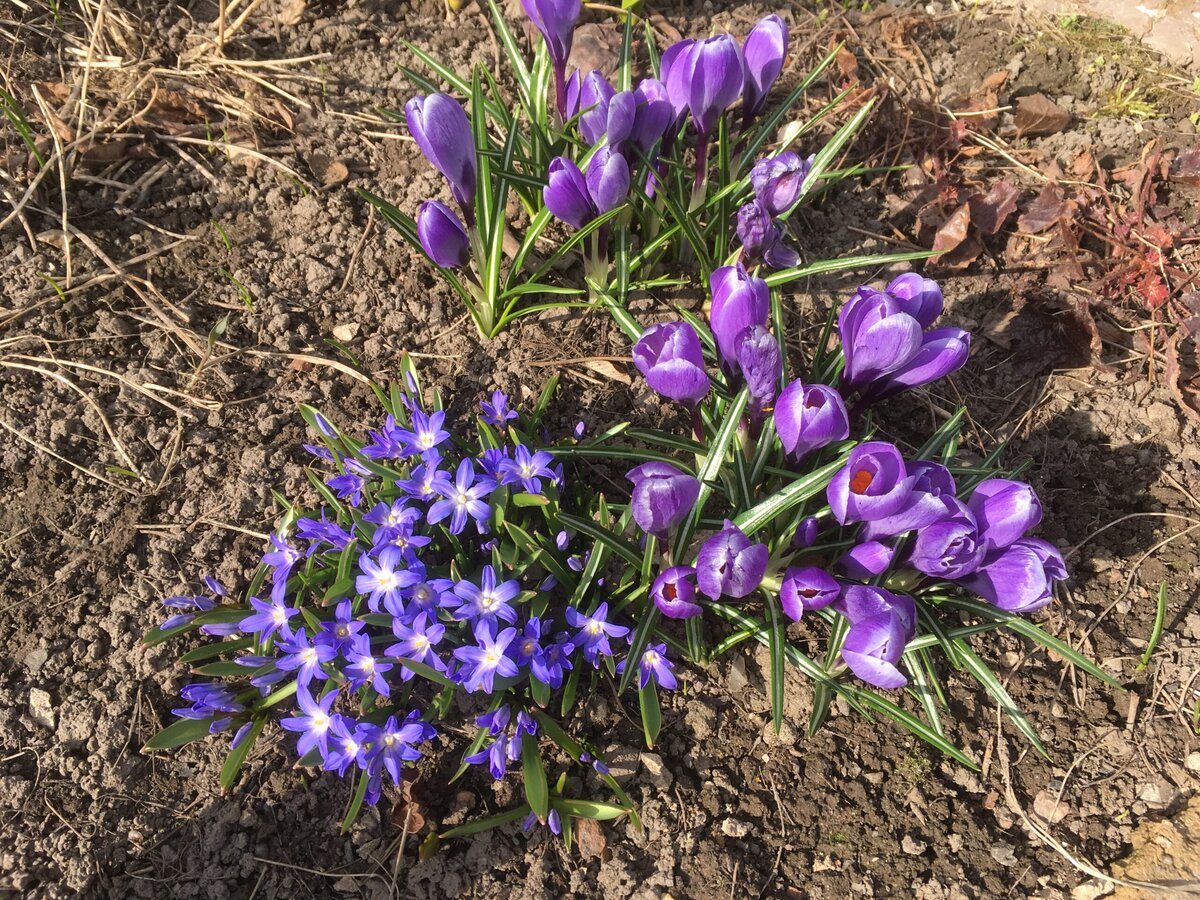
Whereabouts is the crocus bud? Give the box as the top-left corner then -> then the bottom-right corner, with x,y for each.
405,93 -> 477,218
416,200 -> 470,268
585,144 -> 630,214
734,326 -> 781,412
773,380 -> 850,461
792,516 -> 819,548
864,328 -> 971,402
664,35 -> 746,138
564,69 -> 582,119
627,461 -> 701,537
659,39 -> 697,125
861,461 -> 957,540
632,322 -> 711,406
605,91 -> 637,149
709,263 -> 769,372
544,156 -> 593,228
741,15 -> 788,124
959,538 -> 1066,614
736,199 -> 779,260
763,236 -> 799,270
780,566 -> 840,621
750,151 -> 812,217
837,286 -> 925,390
522,0 -> 582,116
651,566 -> 702,619
696,520 -> 769,600
966,479 -> 1042,552
827,441 -> 914,525
836,540 -> 897,581
886,273 -> 943,328
907,498 -> 985,579
837,585 -> 916,690
631,78 -> 673,153
578,70 -> 616,144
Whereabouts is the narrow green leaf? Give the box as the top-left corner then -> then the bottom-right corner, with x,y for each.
340,768 -> 370,832
764,249 -> 935,288
219,716 -> 265,791
521,732 -> 550,821
440,804 -> 531,839
764,592 -> 786,735
639,679 -> 662,748
902,649 -> 946,738
733,452 -> 849,536
1137,581 -> 1168,672
619,604 -> 661,694
551,798 -> 630,821
956,642 -> 1048,757
142,716 -> 215,752
556,512 -> 643,567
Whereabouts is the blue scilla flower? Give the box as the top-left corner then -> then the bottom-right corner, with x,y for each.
385,613 -> 446,682
427,458 -> 492,535
343,634 -> 394,697
361,414 -> 407,460
275,627 -> 334,686
499,444 -> 556,494
239,595 -> 298,642
453,622 -> 519,693
480,390 -> 518,427
280,686 -> 336,758
397,409 -> 451,457
172,683 -> 243,721
451,565 -> 519,626
397,460 -> 452,502
565,602 -> 629,665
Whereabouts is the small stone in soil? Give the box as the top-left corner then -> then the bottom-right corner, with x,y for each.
727,656 -> 749,692
990,843 -> 1019,866
1185,752 -> 1200,773
28,689 -> 55,730
901,834 -> 927,855
721,818 -> 751,838
1033,789 -> 1069,823
761,720 -> 797,747
639,752 -> 672,790
602,744 -> 640,785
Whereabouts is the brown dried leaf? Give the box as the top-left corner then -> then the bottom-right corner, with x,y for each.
836,46 -> 859,81
932,203 -> 971,256
278,0 -> 306,26
1014,93 -> 1071,137
575,817 -> 607,860
1018,182 -> 1067,234
568,23 -> 620,78
969,180 -> 1019,235
309,152 -> 349,187
979,69 -> 1009,93
1165,332 -> 1200,424
1169,146 -> 1200,187
581,358 -> 631,384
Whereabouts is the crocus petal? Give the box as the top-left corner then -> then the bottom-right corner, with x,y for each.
734,326 -> 782,411
836,540 -> 897,580
773,380 -> 849,461
578,70 -> 616,144
416,200 -> 469,268
405,93 -> 477,213
838,288 -> 926,389
696,520 -> 768,600
627,462 -> 701,535
710,263 -> 769,371
632,322 -> 711,405
652,566 -> 703,619
544,156 -> 594,228
827,441 -> 914,524
779,566 -> 840,621
886,272 -> 943,328
741,15 -> 788,121
521,0 -> 581,69
867,328 -> 970,401
585,145 -> 630,214
685,34 -> 746,137
750,151 -> 812,216
966,479 -> 1043,552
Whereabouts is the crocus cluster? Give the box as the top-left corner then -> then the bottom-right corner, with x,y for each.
626,269 -> 1065,691
158,383 -> 677,810
736,152 -> 814,268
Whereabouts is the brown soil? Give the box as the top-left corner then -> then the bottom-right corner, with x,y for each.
1,1 -> 1198,898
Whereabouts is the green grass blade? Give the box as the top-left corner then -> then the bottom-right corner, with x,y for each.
955,642 -> 1048,757
764,249 -> 935,288
639,680 -> 662,748
1136,581 -> 1168,671
521,732 -> 550,821
733,452 -> 850,536
764,591 -> 786,735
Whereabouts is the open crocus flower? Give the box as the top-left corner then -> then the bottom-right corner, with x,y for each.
837,585 -> 916,690
709,263 -> 769,373
966,479 -> 1043,552
661,34 -> 746,180
741,14 -> 788,126
863,327 -> 971,403
416,200 -> 469,268
696,520 -> 769,600
861,461 -> 957,541
773,379 -> 850,461
750,151 -> 812,217
959,538 -> 1066,614
632,321 -> 711,406
627,461 -> 701,538
521,0 -> 582,119
906,497 -> 986,579
651,566 -> 703,619
405,93 -> 477,221
779,566 -> 840,621
827,441 -> 914,525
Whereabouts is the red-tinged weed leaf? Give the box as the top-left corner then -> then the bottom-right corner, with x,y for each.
932,203 -> 971,255
1014,93 -> 1071,137
1169,147 -> 1200,186
969,180 -> 1020,235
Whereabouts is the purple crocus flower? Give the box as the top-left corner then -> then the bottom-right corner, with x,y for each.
861,461 -> 958,541
651,565 -> 703,619
837,585 -> 916,690
521,0 -> 582,119
585,144 -> 631,214
696,520 -> 769,600
958,538 -> 1066,614
837,286 -> 926,391
886,273 -> 944,328
793,516 -> 820,548
734,325 -> 782,413
741,15 -> 788,126
453,623 -> 520,693
631,77 -> 673,154
416,200 -> 469,268
280,686 -> 337,759
836,540 -> 898,581
735,199 -> 797,269
773,379 -> 849,461
709,263 -> 769,373
863,327 -> 971,403
578,70 -> 615,142
632,321 -> 710,406
966,479 -> 1043,552
750,152 -> 812,216
428,458 -> 492,535
404,93 -> 476,219
779,566 -> 840,621
907,497 -> 986,579
565,601 -> 629,664
662,34 -> 745,140
827,441 -> 914,525
480,390 -> 518,427
627,461 -> 701,538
